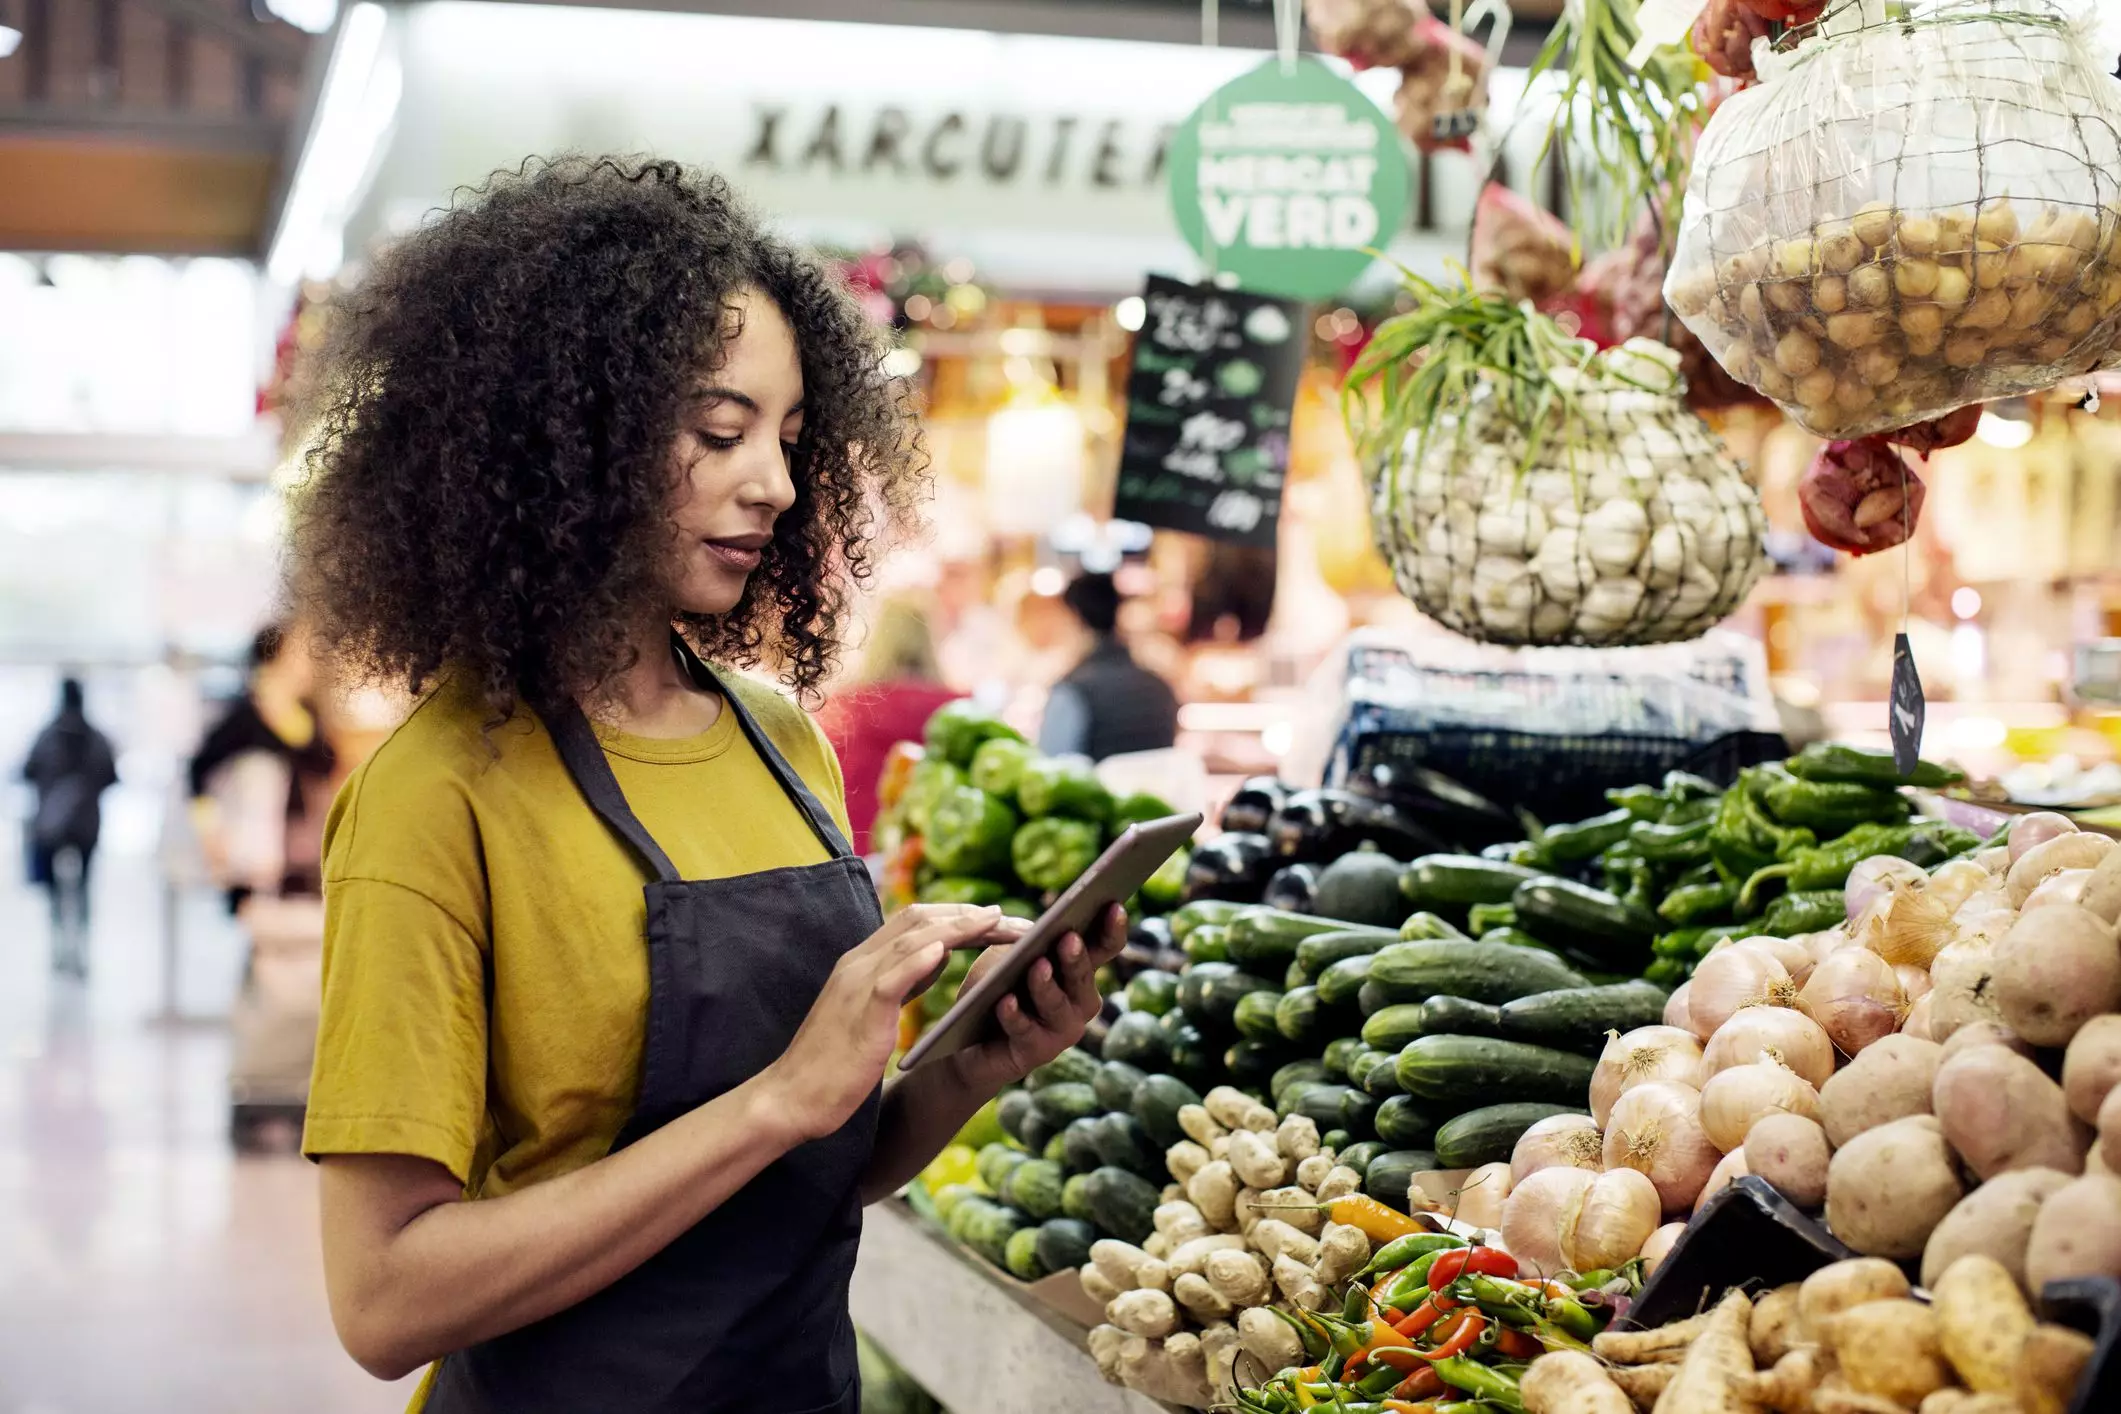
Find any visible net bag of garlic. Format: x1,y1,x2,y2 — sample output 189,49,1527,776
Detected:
1344,278,1768,647
1664,0,2121,439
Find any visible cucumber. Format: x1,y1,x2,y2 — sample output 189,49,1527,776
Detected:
1497,981,1670,1055
1315,953,1375,1009
1165,1023,1223,1093
1035,1217,1098,1276
1061,1173,1095,1223
1093,1060,1148,1114
1089,1111,1165,1178
1400,854,1539,921
1322,1129,1352,1153
1184,925,1231,964
1169,898,1247,944
1284,959,1311,991
1018,1111,1060,1156
1124,970,1179,1017
957,1200,1029,1267
1374,1093,1440,1148
1000,1158,1066,1220
1099,1011,1170,1071
1227,908,1384,970
1132,1073,1204,1148
1233,989,1286,1042
1354,1049,1405,1099
1339,1139,1390,1177
1322,1036,1369,1081
1434,1103,1587,1169
1312,848,1411,928
1060,1116,1105,1174
1291,1083,1376,1139
1178,961,1279,1034
1364,1149,1439,1212
1272,1059,1332,1107
1031,1081,1101,1127
1295,928,1398,979
1005,1223,1048,1280
1368,939,1589,1005
996,1090,1036,1146
978,1142,1029,1192
1395,1034,1601,1108
1043,1131,1069,1166
1510,876,1659,971
1081,1165,1159,1244
1357,979,1403,1017
1400,911,1471,941
1026,1048,1101,1091
1225,1038,1291,1087
1419,995,1505,1038
1362,1003,1430,1053
1275,987,1325,1045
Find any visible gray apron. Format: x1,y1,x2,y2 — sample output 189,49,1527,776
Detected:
425,642,884,1413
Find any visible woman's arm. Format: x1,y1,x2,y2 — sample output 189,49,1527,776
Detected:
318,903,1006,1381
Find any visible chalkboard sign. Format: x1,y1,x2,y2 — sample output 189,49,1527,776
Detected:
1114,275,1306,547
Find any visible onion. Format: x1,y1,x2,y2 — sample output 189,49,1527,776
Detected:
1925,859,1992,916
1694,1147,1751,1214
2008,810,2078,864
1700,1005,1837,1088
2023,867,2092,912
1698,1058,1820,1152
1602,1081,1721,1217
1511,1113,1605,1186
1902,989,1936,1040
1589,1025,1704,1128
1975,846,2011,876
1799,946,1907,1055
1640,1221,1686,1274
1733,934,1818,986
1688,944,1793,1038
1664,981,1698,1037
1500,1166,1593,1279
1853,881,1954,969
1565,1168,1663,1272
1895,964,1933,1001
1846,855,1927,923
1454,1161,1512,1232
2007,832,2115,906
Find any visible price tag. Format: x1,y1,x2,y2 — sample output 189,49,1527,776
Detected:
1626,0,1713,66
1890,632,1926,779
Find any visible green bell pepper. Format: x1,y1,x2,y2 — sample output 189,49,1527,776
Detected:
968,736,1037,798
901,758,966,838
1642,956,1688,986
1712,774,1815,881
923,784,1020,876
1761,888,1847,937
1110,790,1177,831
919,948,976,1021
1752,762,1912,834
923,698,1024,768
1653,927,1705,959
998,897,1040,920
918,876,1009,906
1139,847,1189,909
1012,816,1103,894
1016,756,1112,823
1786,741,1965,789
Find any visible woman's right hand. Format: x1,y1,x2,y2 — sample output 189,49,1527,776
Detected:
764,904,1020,1143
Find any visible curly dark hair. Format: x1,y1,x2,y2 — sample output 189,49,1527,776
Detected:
287,156,926,718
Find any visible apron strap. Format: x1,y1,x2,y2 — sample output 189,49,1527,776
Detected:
673,634,858,863
547,702,684,886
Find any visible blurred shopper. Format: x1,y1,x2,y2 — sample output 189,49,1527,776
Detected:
19,677,117,977
1038,572,1180,762
287,158,1121,1410
816,595,958,854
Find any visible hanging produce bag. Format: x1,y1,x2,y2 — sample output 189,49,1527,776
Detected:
1798,436,1928,555
1578,210,1763,412
1346,279,1768,648
1470,183,1576,305
1665,0,2121,439
1302,0,1426,68
1393,17,1492,154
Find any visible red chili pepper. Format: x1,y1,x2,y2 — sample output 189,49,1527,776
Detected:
1495,1327,1544,1360
1427,1245,1519,1290
1394,1295,1456,1340
1391,1365,1447,1402
1424,1311,1489,1363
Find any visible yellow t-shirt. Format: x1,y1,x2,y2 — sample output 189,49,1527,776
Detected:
301,671,851,1198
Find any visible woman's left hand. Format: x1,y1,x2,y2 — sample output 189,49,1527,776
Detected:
946,903,1129,1095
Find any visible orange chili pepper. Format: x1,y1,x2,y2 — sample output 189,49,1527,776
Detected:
1393,1294,1457,1340
1390,1365,1447,1402
1495,1327,1543,1360
1350,1316,1415,1368
1370,1269,1407,1321
1425,1311,1488,1363
1326,1193,1426,1244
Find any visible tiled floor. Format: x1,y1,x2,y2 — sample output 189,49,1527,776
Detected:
0,848,413,1413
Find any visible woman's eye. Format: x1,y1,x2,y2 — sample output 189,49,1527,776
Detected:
701,432,743,450
781,441,801,460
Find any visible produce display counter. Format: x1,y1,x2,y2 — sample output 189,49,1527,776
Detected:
852,1199,1175,1414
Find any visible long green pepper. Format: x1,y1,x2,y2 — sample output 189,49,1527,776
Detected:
1629,815,1712,865
1431,1356,1525,1411
1787,741,1965,789
1359,1230,1465,1278
1658,877,1736,926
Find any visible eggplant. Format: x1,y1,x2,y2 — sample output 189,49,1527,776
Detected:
1182,831,1275,903
1342,761,1520,852
1129,915,1176,953
1219,777,1290,836
1262,862,1322,915
1268,790,1448,864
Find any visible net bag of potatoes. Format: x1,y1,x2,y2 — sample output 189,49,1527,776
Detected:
1663,0,2121,439
1366,339,1770,646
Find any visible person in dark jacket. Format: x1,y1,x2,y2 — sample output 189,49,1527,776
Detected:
1038,573,1180,762
20,677,118,977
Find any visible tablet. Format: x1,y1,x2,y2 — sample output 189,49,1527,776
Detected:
896,811,1202,1073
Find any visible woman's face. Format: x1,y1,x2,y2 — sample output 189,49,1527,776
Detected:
664,287,805,617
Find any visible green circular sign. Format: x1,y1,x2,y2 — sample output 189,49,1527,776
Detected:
1167,56,1410,303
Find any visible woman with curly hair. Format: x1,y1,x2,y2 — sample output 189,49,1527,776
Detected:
291,158,1124,1412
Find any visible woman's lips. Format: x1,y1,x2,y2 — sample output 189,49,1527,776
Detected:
703,540,763,571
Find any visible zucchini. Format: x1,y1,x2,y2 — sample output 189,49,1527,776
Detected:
1043,1131,1069,1166
1275,986,1325,1045
1060,1116,1104,1175
1233,989,1286,1042
1018,1110,1060,1156
1081,1165,1159,1243
1322,1129,1352,1153
1124,970,1179,1017
1363,1149,1439,1212
1099,1012,1170,1071
1434,1103,1587,1169
1362,1003,1430,1053
1088,1111,1165,1178
1322,1036,1369,1081
1357,979,1407,1017
1272,1058,1332,1107
1168,898,1247,944
1400,854,1539,921
1315,953,1375,1009
1510,876,1659,971
1373,1093,1440,1148
1291,1083,1376,1139
1368,939,1588,1006
1030,1081,1100,1127
1284,959,1311,990
1295,928,1400,979
1093,1060,1147,1114
1227,908,1386,970
957,1199,1029,1267
1225,1037,1291,1087
1394,1034,1600,1108
1132,1073,1204,1148
1035,1217,1098,1275
1419,995,1505,1038
1497,981,1670,1056
1026,1048,1101,1091
1400,911,1471,941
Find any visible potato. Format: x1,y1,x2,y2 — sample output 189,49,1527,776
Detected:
1920,1394,2025,1414
1933,1043,2089,1179
1801,1257,1912,1332
2019,1322,2098,1414
2008,833,2117,906
1748,1283,1805,1366
1521,1349,1634,1413
2102,1084,2121,1174
1921,1167,2073,1290
2063,1013,2121,1123
2078,846,2121,924
1819,1033,1939,1146
2025,1173,2121,1290
1928,941,2005,1040
1826,1299,1952,1404
1746,1114,1830,1209
1934,1253,2036,1393
1825,1117,1964,1258
1991,904,2121,1046
1940,1019,2032,1061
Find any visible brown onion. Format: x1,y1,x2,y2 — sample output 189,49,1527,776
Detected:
1733,934,1818,987
1510,1113,1605,1187
1699,1058,1821,1152
1499,1166,1593,1279
2023,867,2093,913
1800,947,1907,1055
1664,980,1699,1037
1846,855,1927,923
2009,810,2079,864
1589,1025,1704,1128
1902,990,1936,1040
1688,944,1793,1038
1565,1168,1663,1272
1700,1005,1837,1088
1640,1221,1686,1274
1603,1082,1721,1217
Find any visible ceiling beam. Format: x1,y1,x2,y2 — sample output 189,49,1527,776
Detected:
0,103,284,152
133,0,309,68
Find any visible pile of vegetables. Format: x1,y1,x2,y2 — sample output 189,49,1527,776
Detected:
1528,1255,2095,1413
